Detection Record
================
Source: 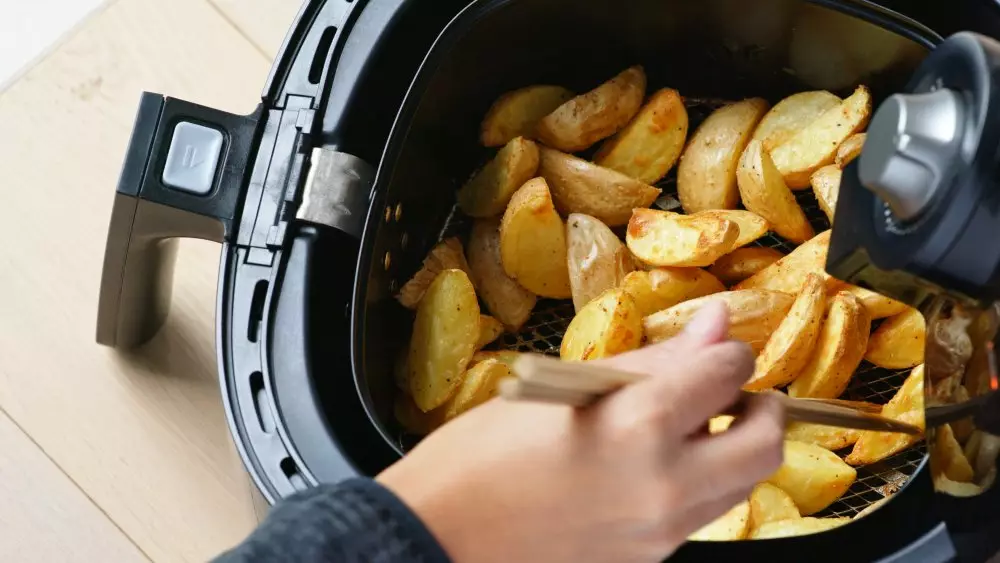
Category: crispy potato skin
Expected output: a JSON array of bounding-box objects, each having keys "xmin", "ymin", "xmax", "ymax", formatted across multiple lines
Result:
[
  {"xmin": 538, "ymin": 147, "xmax": 660, "ymax": 226},
  {"xmin": 737, "ymin": 139, "xmax": 815, "ymax": 243},
  {"xmin": 846, "ymin": 364, "xmax": 925, "ymax": 466},
  {"xmin": 735, "ymin": 230, "xmax": 840, "ymax": 294},
  {"xmin": 678, "ymin": 98, "xmax": 770, "ymax": 213},
  {"xmin": 621, "ymin": 267, "xmax": 725, "ymax": 317},
  {"xmin": 566, "ymin": 213, "xmax": 636, "ymax": 312},
  {"xmin": 709, "ymin": 247, "xmax": 784, "ymax": 285},
  {"xmin": 457, "ymin": 137, "xmax": 540, "ymax": 218},
  {"xmin": 749, "ymin": 483, "xmax": 800, "ymax": 535},
  {"xmin": 499, "ymin": 178, "xmax": 572, "ymax": 298},
  {"xmin": 835, "ymin": 133, "xmax": 866, "ymax": 167},
  {"xmin": 480, "ymin": 85, "xmax": 574, "ymax": 147},
  {"xmin": 766, "ymin": 440, "xmax": 857, "ymax": 515},
  {"xmin": 467, "ymin": 219, "xmax": 537, "ymax": 331},
  {"xmin": 787, "ymin": 291, "xmax": 871, "ymax": 399},
  {"xmin": 752, "ymin": 90, "xmax": 841, "ymax": 151},
  {"xmin": 864, "ymin": 307, "xmax": 925, "ymax": 369},
  {"xmin": 594, "ymin": 88, "xmax": 689, "ymax": 183},
  {"xmin": 625, "ymin": 208, "xmax": 739, "ymax": 268},
  {"xmin": 810, "ymin": 165, "xmax": 841, "ymax": 224},
  {"xmin": 688, "ymin": 501, "xmax": 751, "ymax": 541},
  {"xmin": 560, "ymin": 288, "xmax": 643, "ymax": 361},
  {"xmin": 750, "ymin": 517, "xmax": 850, "ymax": 539},
  {"xmin": 537, "ymin": 66, "xmax": 647, "ymax": 152},
  {"xmin": 397, "ymin": 238, "xmax": 474, "ymax": 310},
  {"xmin": 691, "ymin": 209, "xmax": 769, "ymax": 249}
]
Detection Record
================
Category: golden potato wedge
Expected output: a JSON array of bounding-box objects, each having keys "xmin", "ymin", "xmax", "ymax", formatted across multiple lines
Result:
[
  {"xmin": 643, "ymin": 290, "xmax": 794, "ymax": 352},
  {"xmin": 621, "ymin": 267, "xmax": 725, "ymax": 317},
  {"xmin": 408, "ymin": 270, "xmax": 481, "ymax": 411},
  {"xmin": 835, "ymin": 133, "xmax": 866, "ymax": 167},
  {"xmin": 537, "ymin": 66, "xmax": 646, "ymax": 152},
  {"xmin": 931, "ymin": 424, "xmax": 975, "ymax": 483},
  {"xmin": 480, "ymin": 85, "xmax": 575, "ymax": 147},
  {"xmin": 750, "ymin": 517, "xmax": 851, "ymax": 539},
  {"xmin": 853, "ymin": 497, "xmax": 890, "ymax": 520},
  {"xmin": 394, "ymin": 394, "xmax": 445, "ymax": 435},
  {"xmin": 476, "ymin": 315, "xmax": 504, "ymax": 350},
  {"xmin": 538, "ymin": 147, "xmax": 660, "ymax": 227},
  {"xmin": 467, "ymin": 219, "xmax": 537, "ymax": 331},
  {"xmin": 843, "ymin": 285, "xmax": 909, "ymax": 319},
  {"xmin": 749, "ymin": 483, "xmax": 801, "ymax": 534},
  {"xmin": 625, "ymin": 208, "xmax": 739, "ymax": 268},
  {"xmin": 810, "ymin": 165, "xmax": 841, "ymax": 223},
  {"xmin": 735, "ymin": 230, "xmax": 840, "ymax": 294},
  {"xmin": 766, "ymin": 440, "xmax": 857, "ymax": 515},
  {"xmin": 846, "ymin": 365, "xmax": 925, "ymax": 466},
  {"xmin": 593, "ymin": 88, "xmax": 689, "ymax": 184},
  {"xmin": 677, "ymin": 98, "xmax": 770, "ymax": 213},
  {"xmin": 709, "ymin": 247, "xmax": 784, "ymax": 285},
  {"xmin": 397, "ymin": 238, "xmax": 474, "ymax": 309},
  {"xmin": 865, "ymin": 307, "xmax": 925, "ymax": 369},
  {"xmin": 456, "ymin": 137, "xmax": 540, "ymax": 217},
  {"xmin": 771, "ymin": 85, "xmax": 872, "ymax": 188},
  {"xmin": 566, "ymin": 213, "xmax": 636, "ymax": 312},
  {"xmin": 751, "ymin": 90, "xmax": 842, "ymax": 150},
  {"xmin": 709, "ymin": 415, "xmax": 736, "ymax": 434},
  {"xmin": 442, "ymin": 359, "xmax": 511, "ymax": 420},
  {"xmin": 471, "ymin": 350, "xmax": 522, "ymax": 368},
  {"xmin": 692, "ymin": 209, "xmax": 769, "ymax": 249},
  {"xmin": 499, "ymin": 178, "xmax": 572, "ymax": 299},
  {"xmin": 787, "ymin": 291, "xmax": 871, "ymax": 399},
  {"xmin": 736, "ymin": 139, "xmax": 815, "ymax": 244},
  {"xmin": 785, "ymin": 422, "xmax": 861, "ymax": 451},
  {"xmin": 745, "ymin": 273, "xmax": 826, "ymax": 390},
  {"xmin": 561, "ymin": 288, "xmax": 643, "ymax": 361},
  {"xmin": 689, "ymin": 501, "xmax": 751, "ymax": 541}
]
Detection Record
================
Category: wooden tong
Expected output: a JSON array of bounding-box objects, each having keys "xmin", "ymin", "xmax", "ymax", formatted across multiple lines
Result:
[{"xmin": 499, "ymin": 354, "xmax": 921, "ymax": 435}]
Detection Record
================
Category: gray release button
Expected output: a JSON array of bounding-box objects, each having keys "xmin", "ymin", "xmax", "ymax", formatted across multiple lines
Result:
[{"xmin": 162, "ymin": 122, "xmax": 224, "ymax": 195}]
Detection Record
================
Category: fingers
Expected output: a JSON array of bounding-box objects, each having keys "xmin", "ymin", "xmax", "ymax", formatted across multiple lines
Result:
[{"xmin": 676, "ymin": 299, "xmax": 731, "ymax": 347}]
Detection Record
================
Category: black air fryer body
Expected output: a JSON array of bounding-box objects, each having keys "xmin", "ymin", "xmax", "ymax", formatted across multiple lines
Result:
[{"xmin": 96, "ymin": 0, "xmax": 1000, "ymax": 561}]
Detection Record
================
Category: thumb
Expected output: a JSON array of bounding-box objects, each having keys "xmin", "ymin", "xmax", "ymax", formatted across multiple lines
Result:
[{"xmin": 674, "ymin": 298, "xmax": 730, "ymax": 347}]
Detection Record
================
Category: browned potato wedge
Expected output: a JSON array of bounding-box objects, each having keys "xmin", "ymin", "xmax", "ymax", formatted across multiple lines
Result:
[
  {"xmin": 749, "ymin": 483, "xmax": 800, "ymax": 534},
  {"xmin": 593, "ymin": 88, "xmax": 689, "ymax": 184},
  {"xmin": 865, "ymin": 307, "xmax": 925, "ymax": 369},
  {"xmin": 643, "ymin": 290, "xmax": 794, "ymax": 352},
  {"xmin": 677, "ymin": 98, "xmax": 770, "ymax": 213},
  {"xmin": 621, "ymin": 267, "xmax": 725, "ymax": 317},
  {"xmin": 625, "ymin": 208, "xmax": 739, "ymax": 268},
  {"xmin": 853, "ymin": 497, "xmax": 890, "ymax": 520},
  {"xmin": 810, "ymin": 165, "xmax": 841, "ymax": 223},
  {"xmin": 846, "ymin": 364, "xmax": 925, "ymax": 466},
  {"xmin": 471, "ymin": 350, "xmax": 522, "ymax": 368},
  {"xmin": 735, "ymin": 230, "xmax": 841, "ymax": 294},
  {"xmin": 538, "ymin": 147, "xmax": 660, "ymax": 226},
  {"xmin": 787, "ymin": 291, "xmax": 871, "ymax": 399},
  {"xmin": 835, "ymin": 133, "xmax": 866, "ymax": 167},
  {"xmin": 692, "ymin": 209, "xmax": 769, "ymax": 249},
  {"xmin": 397, "ymin": 238, "xmax": 474, "ymax": 309},
  {"xmin": 394, "ymin": 394, "xmax": 445, "ymax": 435},
  {"xmin": 561, "ymin": 288, "xmax": 643, "ymax": 361},
  {"xmin": 566, "ymin": 213, "xmax": 636, "ymax": 311},
  {"xmin": 931, "ymin": 424, "xmax": 975, "ymax": 483},
  {"xmin": 709, "ymin": 247, "xmax": 784, "ymax": 285},
  {"xmin": 751, "ymin": 90, "xmax": 842, "ymax": 150},
  {"xmin": 745, "ymin": 273, "xmax": 826, "ymax": 390},
  {"xmin": 442, "ymin": 359, "xmax": 511, "ymax": 420},
  {"xmin": 476, "ymin": 315, "xmax": 504, "ymax": 349},
  {"xmin": 843, "ymin": 285, "xmax": 909, "ymax": 319},
  {"xmin": 736, "ymin": 139, "xmax": 815, "ymax": 244},
  {"xmin": 457, "ymin": 137, "xmax": 540, "ymax": 217},
  {"xmin": 771, "ymin": 85, "xmax": 872, "ymax": 188},
  {"xmin": 499, "ymin": 178, "xmax": 572, "ymax": 298},
  {"xmin": 689, "ymin": 501, "xmax": 751, "ymax": 541},
  {"xmin": 750, "ymin": 517, "xmax": 851, "ymax": 539},
  {"xmin": 785, "ymin": 422, "xmax": 861, "ymax": 451},
  {"xmin": 408, "ymin": 270, "xmax": 481, "ymax": 411},
  {"xmin": 537, "ymin": 66, "xmax": 646, "ymax": 152},
  {"xmin": 766, "ymin": 440, "xmax": 857, "ymax": 515},
  {"xmin": 467, "ymin": 219, "xmax": 537, "ymax": 331},
  {"xmin": 480, "ymin": 85, "xmax": 575, "ymax": 147}
]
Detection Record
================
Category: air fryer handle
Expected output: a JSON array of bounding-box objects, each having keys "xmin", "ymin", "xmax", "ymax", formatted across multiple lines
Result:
[{"xmin": 96, "ymin": 92, "xmax": 261, "ymax": 348}]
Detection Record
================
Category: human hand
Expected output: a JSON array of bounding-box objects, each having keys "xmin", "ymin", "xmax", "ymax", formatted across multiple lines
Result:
[{"xmin": 377, "ymin": 300, "xmax": 785, "ymax": 563}]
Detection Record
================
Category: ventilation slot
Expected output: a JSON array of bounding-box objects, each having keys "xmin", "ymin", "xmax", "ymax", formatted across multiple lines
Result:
[
  {"xmin": 281, "ymin": 458, "xmax": 308, "ymax": 491},
  {"xmin": 248, "ymin": 279, "xmax": 268, "ymax": 343},
  {"xmin": 250, "ymin": 372, "xmax": 275, "ymax": 434},
  {"xmin": 308, "ymin": 26, "xmax": 338, "ymax": 84}
]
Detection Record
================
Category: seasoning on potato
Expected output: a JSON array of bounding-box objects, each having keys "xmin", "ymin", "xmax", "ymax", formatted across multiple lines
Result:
[
  {"xmin": 560, "ymin": 288, "xmax": 643, "ymax": 361},
  {"xmin": 787, "ymin": 291, "xmax": 871, "ymax": 399},
  {"xmin": 864, "ymin": 306, "xmax": 925, "ymax": 369},
  {"xmin": 467, "ymin": 219, "xmax": 537, "ymax": 331},
  {"xmin": 810, "ymin": 164, "xmax": 841, "ymax": 223},
  {"xmin": 751, "ymin": 90, "xmax": 841, "ymax": 150},
  {"xmin": 621, "ymin": 267, "xmax": 725, "ymax": 317},
  {"xmin": 457, "ymin": 136, "xmax": 540, "ymax": 217},
  {"xmin": 566, "ymin": 213, "xmax": 636, "ymax": 312},
  {"xmin": 689, "ymin": 501, "xmax": 751, "ymax": 541},
  {"xmin": 835, "ymin": 132, "xmax": 866, "ymax": 167},
  {"xmin": 735, "ymin": 230, "xmax": 840, "ymax": 294},
  {"xmin": 480, "ymin": 85, "xmax": 575, "ymax": 147},
  {"xmin": 709, "ymin": 247, "xmax": 784, "ymax": 286},
  {"xmin": 736, "ymin": 139, "xmax": 815, "ymax": 244},
  {"xmin": 846, "ymin": 365, "xmax": 925, "ymax": 466},
  {"xmin": 397, "ymin": 238, "xmax": 474, "ymax": 310},
  {"xmin": 691, "ymin": 209, "xmax": 769, "ymax": 249},
  {"xmin": 499, "ymin": 178, "xmax": 572, "ymax": 299},
  {"xmin": 625, "ymin": 208, "xmax": 739, "ymax": 268},
  {"xmin": 766, "ymin": 440, "xmax": 857, "ymax": 515}
]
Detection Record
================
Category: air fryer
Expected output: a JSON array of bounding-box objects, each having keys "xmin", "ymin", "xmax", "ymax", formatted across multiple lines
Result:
[{"xmin": 95, "ymin": 0, "xmax": 1000, "ymax": 561}]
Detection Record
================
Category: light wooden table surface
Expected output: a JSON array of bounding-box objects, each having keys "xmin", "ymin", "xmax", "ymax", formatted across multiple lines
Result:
[{"xmin": 0, "ymin": 0, "xmax": 303, "ymax": 561}]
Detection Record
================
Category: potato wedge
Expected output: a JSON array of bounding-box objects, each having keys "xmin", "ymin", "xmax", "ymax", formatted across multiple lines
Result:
[
  {"xmin": 835, "ymin": 133, "xmax": 866, "ymax": 167},
  {"xmin": 865, "ymin": 307, "xmax": 925, "ymax": 369},
  {"xmin": 471, "ymin": 350, "xmax": 522, "ymax": 368},
  {"xmin": 689, "ymin": 501, "xmax": 751, "ymax": 541},
  {"xmin": 467, "ymin": 219, "xmax": 537, "ymax": 331},
  {"xmin": 692, "ymin": 209, "xmax": 769, "ymax": 249},
  {"xmin": 846, "ymin": 364, "xmax": 925, "ymax": 466},
  {"xmin": 934, "ymin": 474, "xmax": 984, "ymax": 497},
  {"xmin": 621, "ymin": 267, "xmax": 725, "ymax": 317},
  {"xmin": 561, "ymin": 288, "xmax": 643, "ymax": 361},
  {"xmin": 843, "ymin": 285, "xmax": 908, "ymax": 319},
  {"xmin": 749, "ymin": 483, "xmax": 800, "ymax": 534},
  {"xmin": 476, "ymin": 315, "xmax": 504, "ymax": 349},
  {"xmin": 677, "ymin": 98, "xmax": 770, "ymax": 213},
  {"xmin": 408, "ymin": 270, "xmax": 481, "ymax": 411},
  {"xmin": 643, "ymin": 290, "xmax": 794, "ymax": 352},
  {"xmin": 397, "ymin": 238, "xmax": 474, "ymax": 310},
  {"xmin": 538, "ymin": 147, "xmax": 660, "ymax": 227},
  {"xmin": 394, "ymin": 394, "xmax": 445, "ymax": 436},
  {"xmin": 771, "ymin": 85, "xmax": 872, "ymax": 188},
  {"xmin": 625, "ymin": 208, "xmax": 739, "ymax": 268},
  {"xmin": 810, "ymin": 164, "xmax": 841, "ymax": 223},
  {"xmin": 709, "ymin": 415, "xmax": 736, "ymax": 434},
  {"xmin": 767, "ymin": 440, "xmax": 857, "ymax": 515},
  {"xmin": 566, "ymin": 213, "xmax": 636, "ymax": 312},
  {"xmin": 537, "ymin": 66, "xmax": 646, "ymax": 152},
  {"xmin": 785, "ymin": 422, "xmax": 861, "ymax": 451},
  {"xmin": 752, "ymin": 90, "xmax": 842, "ymax": 150},
  {"xmin": 745, "ymin": 273, "xmax": 826, "ymax": 390},
  {"xmin": 442, "ymin": 359, "xmax": 511, "ymax": 420},
  {"xmin": 499, "ymin": 178, "xmax": 572, "ymax": 298},
  {"xmin": 735, "ymin": 230, "xmax": 840, "ymax": 294},
  {"xmin": 931, "ymin": 424, "xmax": 975, "ymax": 483},
  {"xmin": 736, "ymin": 139, "xmax": 815, "ymax": 244},
  {"xmin": 593, "ymin": 88, "xmax": 689, "ymax": 184},
  {"xmin": 787, "ymin": 291, "xmax": 871, "ymax": 399},
  {"xmin": 709, "ymin": 247, "xmax": 784, "ymax": 285},
  {"xmin": 457, "ymin": 137, "xmax": 540, "ymax": 217},
  {"xmin": 480, "ymin": 85, "xmax": 575, "ymax": 147},
  {"xmin": 750, "ymin": 517, "xmax": 851, "ymax": 539}
]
